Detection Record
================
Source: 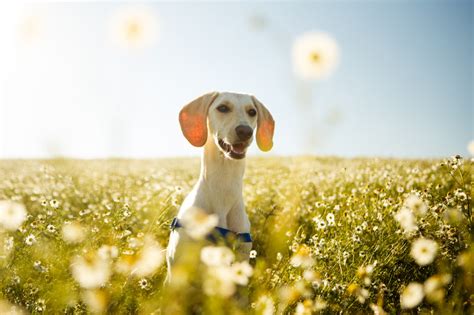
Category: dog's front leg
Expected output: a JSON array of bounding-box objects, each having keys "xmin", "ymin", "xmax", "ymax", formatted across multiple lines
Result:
[{"xmin": 227, "ymin": 201, "xmax": 252, "ymax": 261}]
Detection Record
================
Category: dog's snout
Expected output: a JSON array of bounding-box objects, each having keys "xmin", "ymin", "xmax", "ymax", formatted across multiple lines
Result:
[{"xmin": 235, "ymin": 125, "xmax": 253, "ymax": 141}]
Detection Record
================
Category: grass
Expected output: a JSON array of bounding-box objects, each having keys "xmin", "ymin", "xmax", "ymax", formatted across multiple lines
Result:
[{"xmin": 0, "ymin": 156, "xmax": 472, "ymax": 314}]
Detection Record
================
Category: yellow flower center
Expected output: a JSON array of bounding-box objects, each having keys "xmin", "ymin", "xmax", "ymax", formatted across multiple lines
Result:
[{"xmin": 309, "ymin": 52, "xmax": 321, "ymax": 63}]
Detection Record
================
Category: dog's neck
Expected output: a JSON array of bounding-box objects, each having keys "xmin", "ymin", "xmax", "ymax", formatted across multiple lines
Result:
[{"xmin": 200, "ymin": 137, "xmax": 246, "ymax": 184}]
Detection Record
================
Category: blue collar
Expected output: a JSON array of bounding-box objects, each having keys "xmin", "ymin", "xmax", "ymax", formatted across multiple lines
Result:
[{"xmin": 170, "ymin": 217, "xmax": 252, "ymax": 243}]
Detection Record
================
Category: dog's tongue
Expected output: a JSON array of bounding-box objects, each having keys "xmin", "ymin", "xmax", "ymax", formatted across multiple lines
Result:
[{"xmin": 232, "ymin": 143, "xmax": 246, "ymax": 154}]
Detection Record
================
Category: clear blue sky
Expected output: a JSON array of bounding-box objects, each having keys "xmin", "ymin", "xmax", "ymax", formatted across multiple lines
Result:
[{"xmin": 0, "ymin": 1, "xmax": 472, "ymax": 158}]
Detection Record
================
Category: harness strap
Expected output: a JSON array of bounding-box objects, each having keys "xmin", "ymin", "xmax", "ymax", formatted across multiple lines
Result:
[{"xmin": 170, "ymin": 217, "xmax": 252, "ymax": 243}]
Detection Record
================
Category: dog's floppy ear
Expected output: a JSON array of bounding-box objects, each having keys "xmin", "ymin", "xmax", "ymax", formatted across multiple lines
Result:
[
  {"xmin": 252, "ymin": 95, "xmax": 275, "ymax": 152},
  {"xmin": 179, "ymin": 92, "xmax": 219, "ymax": 147}
]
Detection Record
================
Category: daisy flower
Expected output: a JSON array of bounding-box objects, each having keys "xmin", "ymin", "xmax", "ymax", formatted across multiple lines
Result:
[
  {"xmin": 0, "ymin": 200, "xmax": 27, "ymax": 231},
  {"xmin": 109, "ymin": 6, "xmax": 158, "ymax": 50},
  {"xmin": 62, "ymin": 222, "xmax": 86, "ymax": 244},
  {"xmin": 230, "ymin": 261, "xmax": 253, "ymax": 285},
  {"xmin": 468, "ymin": 140, "xmax": 474, "ymax": 156},
  {"xmin": 292, "ymin": 31, "xmax": 340, "ymax": 80},
  {"xmin": 394, "ymin": 207, "xmax": 418, "ymax": 234},
  {"xmin": 404, "ymin": 195, "xmax": 428, "ymax": 216},
  {"xmin": 181, "ymin": 207, "xmax": 218, "ymax": 240},
  {"xmin": 410, "ymin": 238, "xmax": 438, "ymax": 266},
  {"xmin": 249, "ymin": 249, "xmax": 257, "ymax": 259},
  {"xmin": 400, "ymin": 282, "xmax": 424, "ymax": 309},
  {"xmin": 71, "ymin": 254, "xmax": 111, "ymax": 289},
  {"xmin": 201, "ymin": 246, "xmax": 235, "ymax": 267},
  {"xmin": 25, "ymin": 234, "xmax": 36, "ymax": 246}
]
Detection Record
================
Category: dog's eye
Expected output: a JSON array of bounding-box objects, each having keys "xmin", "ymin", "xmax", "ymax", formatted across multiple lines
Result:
[
  {"xmin": 248, "ymin": 109, "xmax": 257, "ymax": 117},
  {"xmin": 217, "ymin": 105, "xmax": 230, "ymax": 113}
]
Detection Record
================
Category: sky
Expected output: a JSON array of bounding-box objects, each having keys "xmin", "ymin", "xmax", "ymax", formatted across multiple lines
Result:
[{"xmin": 0, "ymin": 0, "xmax": 472, "ymax": 159}]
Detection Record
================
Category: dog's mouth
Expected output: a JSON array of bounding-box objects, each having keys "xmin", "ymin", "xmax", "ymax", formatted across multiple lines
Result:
[{"xmin": 218, "ymin": 139, "xmax": 248, "ymax": 160}]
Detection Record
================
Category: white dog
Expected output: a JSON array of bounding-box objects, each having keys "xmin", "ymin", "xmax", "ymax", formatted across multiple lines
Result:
[{"xmin": 166, "ymin": 91, "xmax": 274, "ymax": 277}]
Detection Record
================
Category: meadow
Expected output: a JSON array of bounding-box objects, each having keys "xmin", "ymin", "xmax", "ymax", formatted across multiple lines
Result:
[{"xmin": 0, "ymin": 156, "xmax": 471, "ymax": 314}]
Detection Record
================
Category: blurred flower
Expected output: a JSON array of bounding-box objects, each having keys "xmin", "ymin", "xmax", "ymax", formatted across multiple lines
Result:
[
  {"xmin": 404, "ymin": 195, "xmax": 428, "ymax": 216},
  {"xmin": 292, "ymin": 31, "xmax": 340, "ymax": 80},
  {"xmin": 394, "ymin": 207, "xmax": 417, "ymax": 234},
  {"xmin": 98, "ymin": 245, "xmax": 119, "ymax": 260},
  {"xmin": 290, "ymin": 244, "xmax": 314, "ymax": 268},
  {"xmin": 0, "ymin": 299, "xmax": 26, "ymax": 314},
  {"xmin": 370, "ymin": 303, "xmax": 387, "ymax": 315},
  {"xmin": 203, "ymin": 266, "xmax": 236, "ymax": 298},
  {"xmin": 71, "ymin": 253, "xmax": 111, "ymax": 289},
  {"xmin": 18, "ymin": 12, "xmax": 43, "ymax": 44},
  {"xmin": 0, "ymin": 200, "xmax": 27, "ymax": 231},
  {"xmin": 423, "ymin": 274, "xmax": 451, "ymax": 303},
  {"xmin": 255, "ymin": 294, "xmax": 275, "ymax": 315},
  {"xmin": 200, "ymin": 246, "xmax": 234, "ymax": 267},
  {"xmin": 109, "ymin": 6, "xmax": 158, "ymax": 50},
  {"xmin": 400, "ymin": 282, "xmax": 424, "ymax": 309},
  {"xmin": 116, "ymin": 236, "xmax": 164, "ymax": 277},
  {"xmin": 82, "ymin": 289, "xmax": 108, "ymax": 314},
  {"xmin": 468, "ymin": 140, "xmax": 474, "ymax": 156},
  {"xmin": 229, "ymin": 261, "xmax": 253, "ymax": 285},
  {"xmin": 295, "ymin": 299, "xmax": 313, "ymax": 315},
  {"xmin": 181, "ymin": 207, "xmax": 218, "ymax": 240},
  {"xmin": 62, "ymin": 222, "xmax": 86, "ymax": 244},
  {"xmin": 410, "ymin": 238, "xmax": 438, "ymax": 266}
]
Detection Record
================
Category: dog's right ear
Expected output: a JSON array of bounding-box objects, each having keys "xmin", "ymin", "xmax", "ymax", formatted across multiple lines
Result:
[{"xmin": 179, "ymin": 92, "xmax": 219, "ymax": 147}]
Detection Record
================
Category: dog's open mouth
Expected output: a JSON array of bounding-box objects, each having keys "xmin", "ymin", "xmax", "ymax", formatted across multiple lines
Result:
[{"xmin": 218, "ymin": 139, "xmax": 248, "ymax": 160}]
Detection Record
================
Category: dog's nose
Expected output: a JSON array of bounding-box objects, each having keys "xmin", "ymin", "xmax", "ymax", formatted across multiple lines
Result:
[{"xmin": 235, "ymin": 125, "xmax": 253, "ymax": 141}]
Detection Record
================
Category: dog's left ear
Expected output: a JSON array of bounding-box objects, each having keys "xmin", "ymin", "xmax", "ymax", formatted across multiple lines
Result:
[
  {"xmin": 252, "ymin": 96, "xmax": 275, "ymax": 152},
  {"xmin": 179, "ymin": 92, "xmax": 220, "ymax": 147}
]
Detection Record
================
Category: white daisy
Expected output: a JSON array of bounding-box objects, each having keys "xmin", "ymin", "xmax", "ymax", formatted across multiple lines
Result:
[
  {"xmin": 394, "ymin": 207, "xmax": 418, "ymax": 234},
  {"xmin": 0, "ymin": 200, "xmax": 27, "ymax": 231},
  {"xmin": 404, "ymin": 195, "xmax": 428, "ymax": 216},
  {"xmin": 468, "ymin": 140, "xmax": 474, "ymax": 156},
  {"xmin": 400, "ymin": 282, "xmax": 424, "ymax": 309},
  {"xmin": 292, "ymin": 31, "xmax": 340, "ymax": 80},
  {"xmin": 203, "ymin": 266, "xmax": 236, "ymax": 298},
  {"xmin": 181, "ymin": 207, "xmax": 218, "ymax": 240},
  {"xmin": 25, "ymin": 234, "xmax": 36, "ymax": 246},
  {"xmin": 229, "ymin": 261, "xmax": 253, "ymax": 285},
  {"xmin": 62, "ymin": 222, "xmax": 86, "ymax": 244},
  {"xmin": 71, "ymin": 254, "xmax": 111, "ymax": 289},
  {"xmin": 109, "ymin": 6, "xmax": 158, "ymax": 50},
  {"xmin": 410, "ymin": 238, "xmax": 438, "ymax": 266},
  {"xmin": 249, "ymin": 249, "xmax": 257, "ymax": 259},
  {"xmin": 200, "ymin": 246, "xmax": 235, "ymax": 267},
  {"xmin": 290, "ymin": 245, "xmax": 314, "ymax": 268}
]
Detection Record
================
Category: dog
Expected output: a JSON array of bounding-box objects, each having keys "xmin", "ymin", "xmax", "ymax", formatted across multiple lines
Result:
[{"xmin": 166, "ymin": 91, "xmax": 274, "ymax": 278}]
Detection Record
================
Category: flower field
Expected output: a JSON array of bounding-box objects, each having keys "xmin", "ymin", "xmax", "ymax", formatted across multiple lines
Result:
[{"xmin": 0, "ymin": 157, "xmax": 472, "ymax": 314}]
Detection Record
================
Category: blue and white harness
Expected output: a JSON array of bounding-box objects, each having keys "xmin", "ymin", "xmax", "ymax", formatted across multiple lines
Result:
[{"xmin": 170, "ymin": 217, "xmax": 252, "ymax": 244}]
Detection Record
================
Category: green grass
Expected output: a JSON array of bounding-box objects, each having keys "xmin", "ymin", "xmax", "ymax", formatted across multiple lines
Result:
[{"xmin": 0, "ymin": 157, "xmax": 472, "ymax": 314}]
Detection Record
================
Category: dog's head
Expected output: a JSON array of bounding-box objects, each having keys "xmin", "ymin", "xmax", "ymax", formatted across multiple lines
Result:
[{"xmin": 179, "ymin": 92, "xmax": 274, "ymax": 159}]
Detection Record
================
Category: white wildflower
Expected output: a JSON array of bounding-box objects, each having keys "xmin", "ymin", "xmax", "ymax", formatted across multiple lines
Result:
[
  {"xmin": 410, "ymin": 238, "xmax": 438, "ymax": 266},
  {"xmin": 292, "ymin": 31, "xmax": 340, "ymax": 80},
  {"xmin": 201, "ymin": 246, "xmax": 234, "ymax": 267},
  {"xmin": 62, "ymin": 222, "xmax": 86, "ymax": 244},
  {"xmin": 394, "ymin": 207, "xmax": 418, "ymax": 234},
  {"xmin": 404, "ymin": 195, "xmax": 428, "ymax": 216},
  {"xmin": 230, "ymin": 261, "xmax": 253, "ymax": 285},
  {"xmin": 71, "ymin": 254, "xmax": 111, "ymax": 289},
  {"xmin": 0, "ymin": 201, "xmax": 27, "ymax": 231},
  {"xmin": 181, "ymin": 207, "xmax": 218, "ymax": 240},
  {"xmin": 400, "ymin": 282, "xmax": 424, "ymax": 309}
]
